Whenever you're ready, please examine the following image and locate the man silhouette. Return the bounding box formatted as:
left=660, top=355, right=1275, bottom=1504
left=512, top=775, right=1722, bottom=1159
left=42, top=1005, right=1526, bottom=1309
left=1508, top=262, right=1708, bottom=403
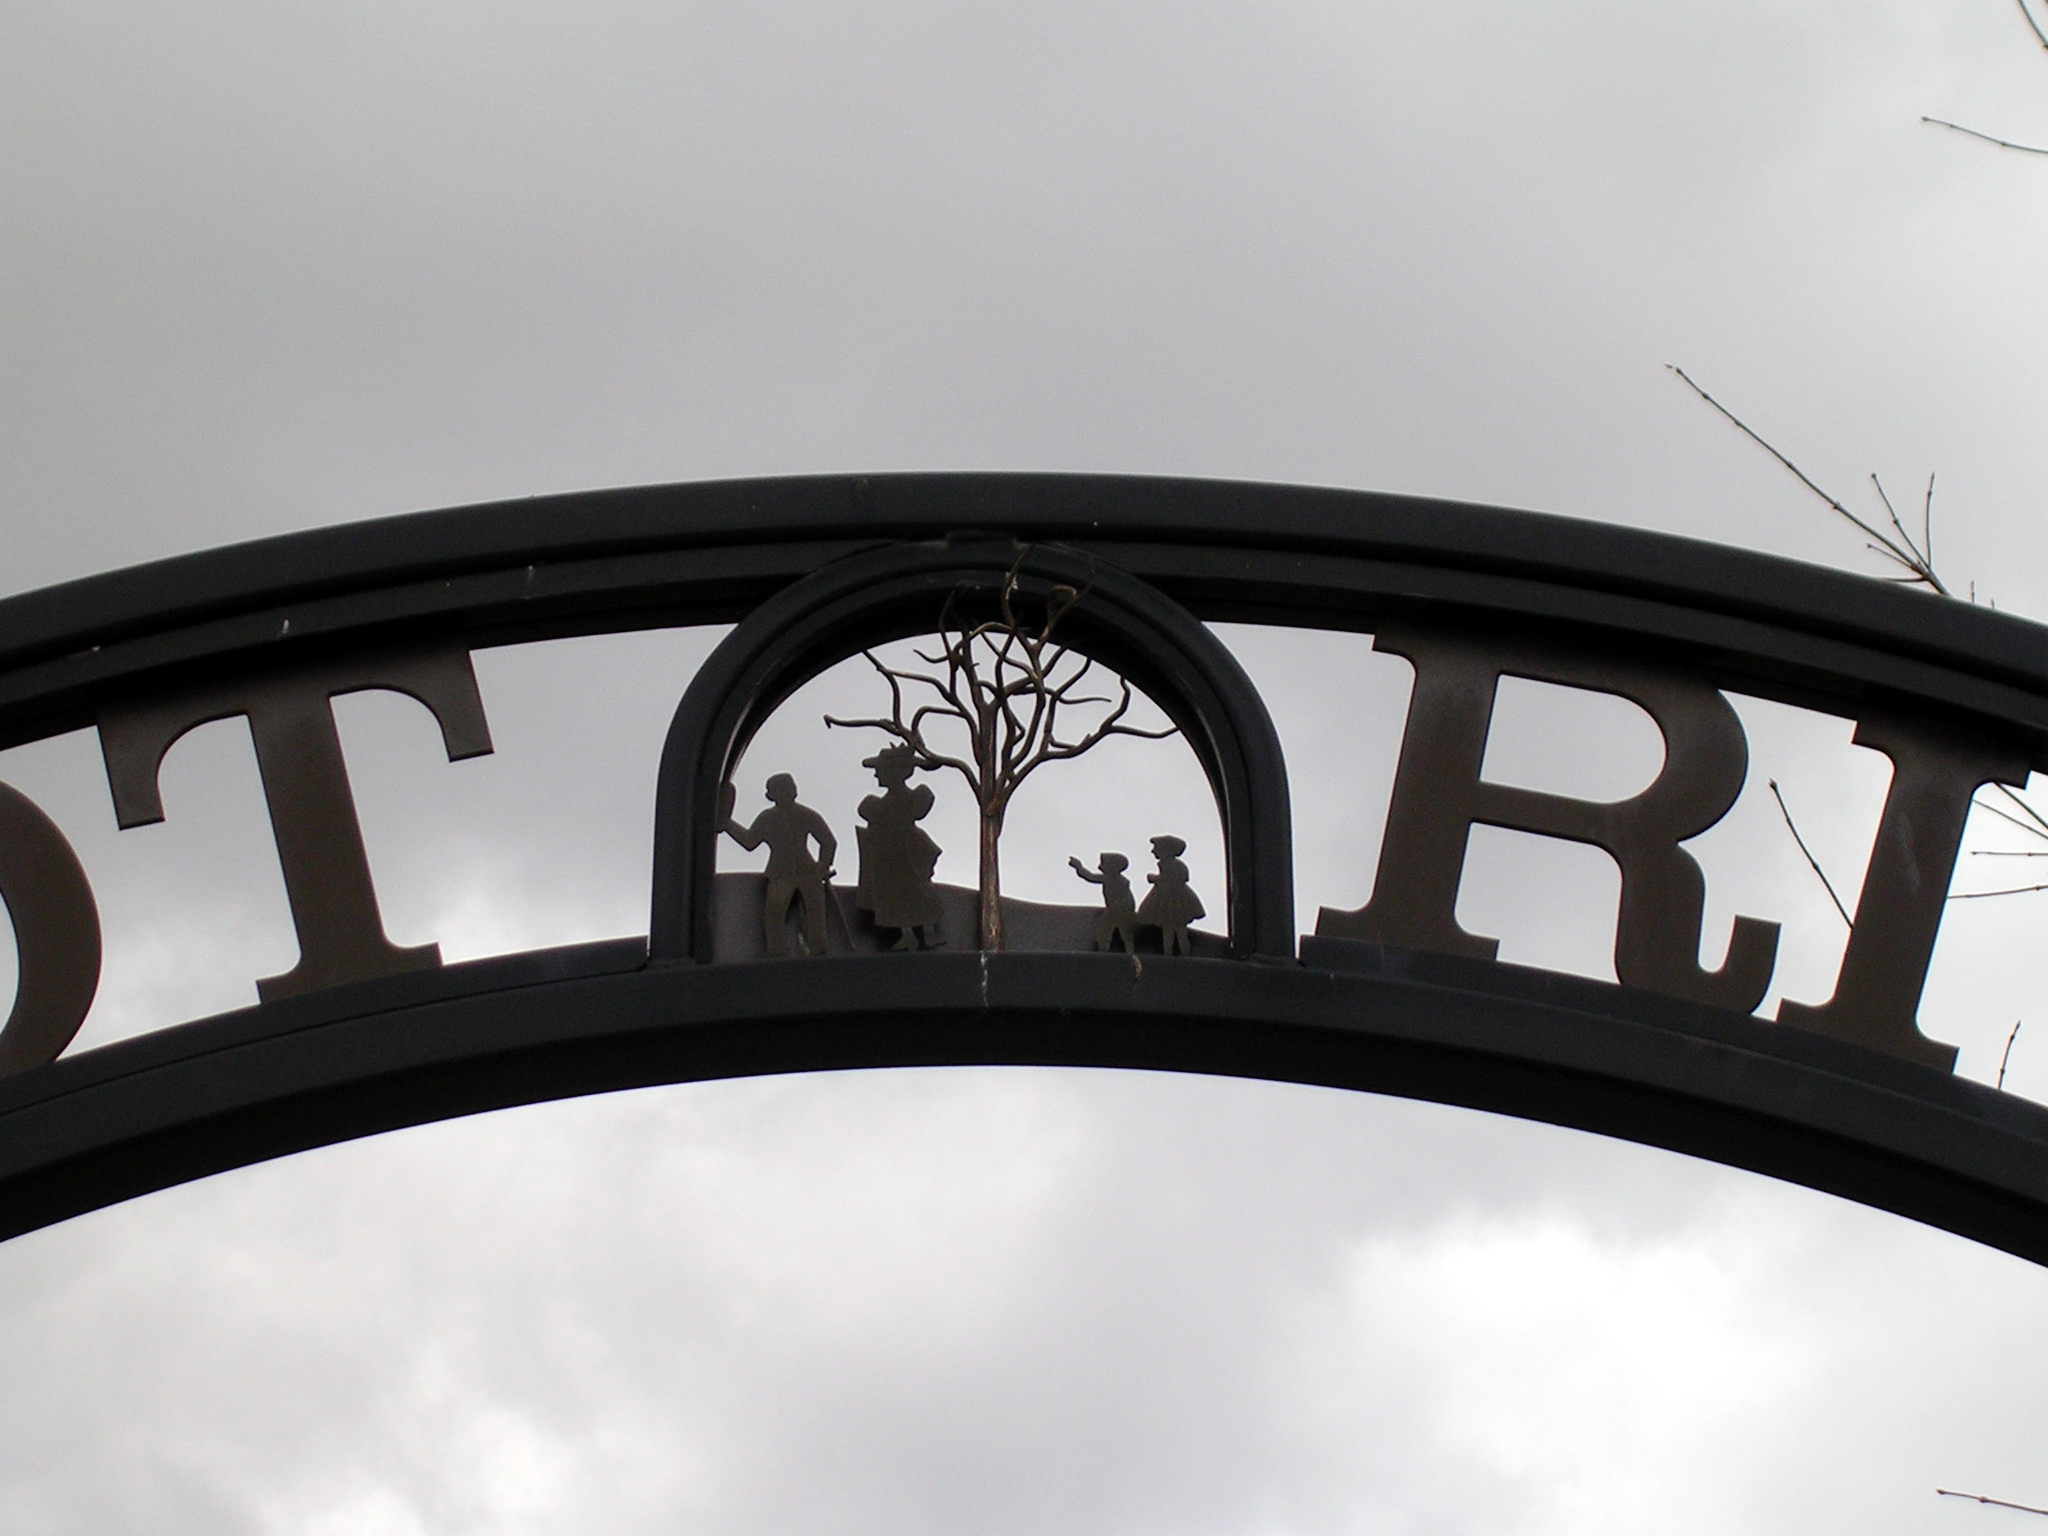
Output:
left=722, top=774, right=837, bottom=956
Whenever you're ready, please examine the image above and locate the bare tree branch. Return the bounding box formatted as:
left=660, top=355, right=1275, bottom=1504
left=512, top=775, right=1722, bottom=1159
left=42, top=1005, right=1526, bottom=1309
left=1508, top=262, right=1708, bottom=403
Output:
left=1666, top=366, right=1951, bottom=594
left=1938, top=1488, right=2048, bottom=1518
left=1917, top=3, right=2048, bottom=155
left=1975, top=801, right=2048, bottom=841
left=1768, top=780, right=1854, bottom=927
left=1923, top=471, right=1936, bottom=573
left=1922, top=115, right=2048, bottom=153
left=1869, top=473, right=1923, bottom=563
left=1949, top=787, right=2048, bottom=899
left=1994, top=783, right=2048, bottom=836
left=1999, top=1020, right=2026, bottom=1091
left=2017, top=0, right=2048, bottom=53
left=823, top=698, right=981, bottom=786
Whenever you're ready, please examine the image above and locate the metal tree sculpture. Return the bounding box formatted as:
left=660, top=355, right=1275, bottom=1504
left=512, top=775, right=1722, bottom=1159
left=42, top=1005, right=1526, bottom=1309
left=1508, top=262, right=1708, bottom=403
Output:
left=825, top=562, right=1176, bottom=951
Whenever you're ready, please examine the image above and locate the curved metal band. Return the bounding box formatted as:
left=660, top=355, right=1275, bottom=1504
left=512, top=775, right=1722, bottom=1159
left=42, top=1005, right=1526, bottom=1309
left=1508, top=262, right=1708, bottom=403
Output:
left=2, top=474, right=2044, bottom=763
left=0, top=475, right=2040, bottom=1256
left=649, top=541, right=1295, bottom=961
left=0, top=948, right=2041, bottom=1262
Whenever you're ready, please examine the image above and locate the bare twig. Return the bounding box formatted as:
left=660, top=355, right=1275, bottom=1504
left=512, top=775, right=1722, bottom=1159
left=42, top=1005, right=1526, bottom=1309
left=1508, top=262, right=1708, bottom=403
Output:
left=1768, top=779, right=1853, bottom=927
left=1999, top=1020, right=2025, bottom=1090
left=1867, top=474, right=1942, bottom=587
left=1994, top=783, right=2048, bottom=836
left=2017, top=0, right=2048, bottom=53
left=1918, top=2, right=2048, bottom=155
left=1938, top=1488, right=2048, bottom=1518
left=1922, top=116, right=2048, bottom=154
left=1976, top=801, right=2048, bottom=841
left=1953, top=789, right=2048, bottom=898
left=1666, top=366, right=1951, bottom=594
left=1923, top=472, right=1936, bottom=573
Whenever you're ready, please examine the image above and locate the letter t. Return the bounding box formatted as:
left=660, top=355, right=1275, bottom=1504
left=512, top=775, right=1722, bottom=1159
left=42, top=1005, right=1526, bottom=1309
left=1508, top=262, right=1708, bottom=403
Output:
left=98, top=647, right=493, bottom=1002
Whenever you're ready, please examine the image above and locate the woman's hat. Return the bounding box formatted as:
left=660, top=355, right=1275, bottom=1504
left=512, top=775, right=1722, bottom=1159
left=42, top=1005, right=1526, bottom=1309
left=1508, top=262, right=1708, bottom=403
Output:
left=862, top=743, right=916, bottom=771
left=1150, top=834, right=1186, bottom=856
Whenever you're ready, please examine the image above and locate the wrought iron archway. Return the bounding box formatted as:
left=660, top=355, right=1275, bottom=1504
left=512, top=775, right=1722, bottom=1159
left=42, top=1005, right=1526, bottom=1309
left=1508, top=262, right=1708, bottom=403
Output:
left=0, top=473, right=2042, bottom=1263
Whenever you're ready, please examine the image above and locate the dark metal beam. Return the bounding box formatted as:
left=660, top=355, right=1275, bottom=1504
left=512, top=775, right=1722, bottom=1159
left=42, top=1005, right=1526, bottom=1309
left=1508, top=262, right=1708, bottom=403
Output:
left=3, top=474, right=2045, bottom=1260
left=2, top=474, right=2045, bottom=759
left=0, top=945, right=2041, bottom=1262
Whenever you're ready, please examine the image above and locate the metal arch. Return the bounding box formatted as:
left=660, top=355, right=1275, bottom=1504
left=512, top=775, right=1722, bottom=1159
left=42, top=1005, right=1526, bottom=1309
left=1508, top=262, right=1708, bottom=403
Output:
left=3, top=472, right=2047, bottom=758
left=648, top=540, right=1295, bottom=963
left=0, top=947, right=2043, bottom=1262
left=0, top=473, right=2040, bottom=1254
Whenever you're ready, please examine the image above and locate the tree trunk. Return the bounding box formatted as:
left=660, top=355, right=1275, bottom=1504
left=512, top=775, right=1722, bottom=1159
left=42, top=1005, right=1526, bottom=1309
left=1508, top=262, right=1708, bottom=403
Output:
left=978, top=805, right=1004, bottom=950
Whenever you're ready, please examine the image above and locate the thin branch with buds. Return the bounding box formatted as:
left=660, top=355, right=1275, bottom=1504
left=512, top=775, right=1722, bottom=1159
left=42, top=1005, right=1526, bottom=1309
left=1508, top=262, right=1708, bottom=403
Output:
left=1939, top=1488, right=2048, bottom=1518
left=1951, top=787, right=2048, bottom=899
left=1921, top=1, right=2048, bottom=154
left=1923, top=116, right=2048, bottom=154
left=1769, top=779, right=1853, bottom=927
left=1991, top=783, right=2048, bottom=836
left=1666, top=367, right=1951, bottom=595
left=2020, top=0, right=2048, bottom=50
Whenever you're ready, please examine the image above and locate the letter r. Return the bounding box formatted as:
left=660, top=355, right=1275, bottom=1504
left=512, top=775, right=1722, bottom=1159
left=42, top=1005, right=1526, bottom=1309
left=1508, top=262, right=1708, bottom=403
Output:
left=1317, top=624, right=1780, bottom=1014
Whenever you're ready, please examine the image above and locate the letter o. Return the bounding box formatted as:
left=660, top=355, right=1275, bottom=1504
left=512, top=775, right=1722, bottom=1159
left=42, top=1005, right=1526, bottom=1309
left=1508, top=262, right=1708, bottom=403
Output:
left=0, top=782, right=101, bottom=1076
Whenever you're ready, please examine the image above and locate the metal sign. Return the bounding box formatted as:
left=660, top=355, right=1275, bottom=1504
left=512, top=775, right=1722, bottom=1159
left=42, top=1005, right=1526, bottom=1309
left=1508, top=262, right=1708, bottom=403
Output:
left=0, top=473, right=2043, bottom=1263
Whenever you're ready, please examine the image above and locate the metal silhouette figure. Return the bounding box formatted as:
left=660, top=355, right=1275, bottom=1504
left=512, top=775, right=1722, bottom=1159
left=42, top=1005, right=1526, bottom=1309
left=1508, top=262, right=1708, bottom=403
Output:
left=1068, top=852, right=1139, bottom=953
left=721, top=775, right=837, bottom=956
left=1138, top=835, right=1205, bottom=956
left=854, top=745, right=945, bottom=950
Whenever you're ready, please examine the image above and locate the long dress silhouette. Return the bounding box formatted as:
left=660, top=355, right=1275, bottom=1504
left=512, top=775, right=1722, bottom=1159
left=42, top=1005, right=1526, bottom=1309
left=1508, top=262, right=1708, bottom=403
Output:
left=1137, top=834, right=1204, bottom=956
left=855, top=745, right=945, bottom=949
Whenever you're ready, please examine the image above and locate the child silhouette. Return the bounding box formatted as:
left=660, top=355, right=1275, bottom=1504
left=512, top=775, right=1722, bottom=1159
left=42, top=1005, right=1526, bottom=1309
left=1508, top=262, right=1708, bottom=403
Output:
left=1137, top=835, right=1204, bottom=957
left=1068, top=851, right=1138, bottom=953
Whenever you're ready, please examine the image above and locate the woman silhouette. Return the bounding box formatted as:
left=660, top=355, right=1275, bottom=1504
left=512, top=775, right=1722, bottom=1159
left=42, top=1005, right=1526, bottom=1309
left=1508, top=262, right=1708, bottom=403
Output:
left=854, top=744, right=945, bottom=950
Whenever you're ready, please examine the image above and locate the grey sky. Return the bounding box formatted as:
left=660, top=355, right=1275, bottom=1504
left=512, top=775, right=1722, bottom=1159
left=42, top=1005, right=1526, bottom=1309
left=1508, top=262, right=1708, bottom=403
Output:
left=3, top=2, right=2048, bottom=1532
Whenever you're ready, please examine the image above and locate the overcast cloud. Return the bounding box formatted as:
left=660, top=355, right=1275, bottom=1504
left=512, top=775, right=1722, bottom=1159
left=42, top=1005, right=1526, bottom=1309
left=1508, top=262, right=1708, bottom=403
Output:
left=4, top=2, right=2048, bottom=1532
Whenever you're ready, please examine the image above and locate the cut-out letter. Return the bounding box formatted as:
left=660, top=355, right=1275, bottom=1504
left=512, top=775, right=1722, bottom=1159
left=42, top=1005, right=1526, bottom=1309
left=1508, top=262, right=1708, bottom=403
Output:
left=99, top=647, right=492, bottom=1002
left=0, top=782, right=101, bottom=1075
left=1317, top=625, right=1779, bottom=1013
left=1776, top=714, right=2027, bottom=1072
